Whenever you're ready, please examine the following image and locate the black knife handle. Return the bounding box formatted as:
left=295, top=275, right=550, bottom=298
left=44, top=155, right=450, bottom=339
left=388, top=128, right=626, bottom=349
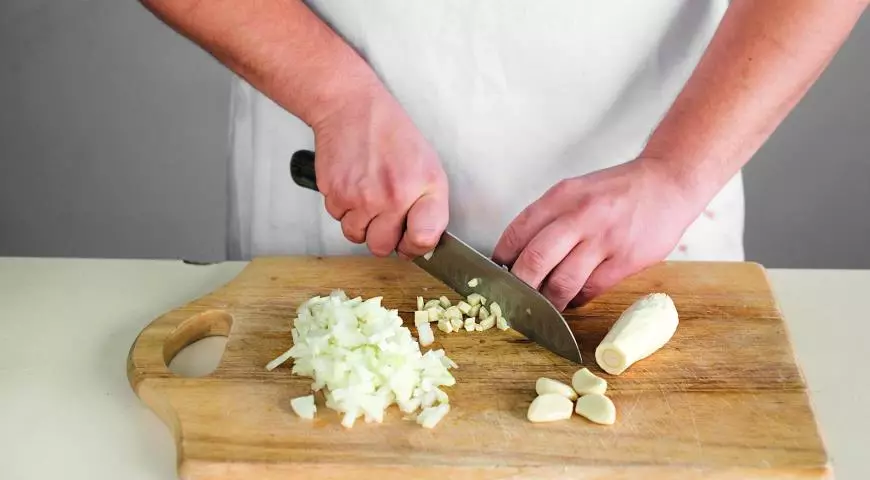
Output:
left=290, top=149, right=319, bottom=192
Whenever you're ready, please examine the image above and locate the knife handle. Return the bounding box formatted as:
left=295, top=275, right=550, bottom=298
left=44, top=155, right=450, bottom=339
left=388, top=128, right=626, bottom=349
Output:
left=290, top=149, right=319, bottom=192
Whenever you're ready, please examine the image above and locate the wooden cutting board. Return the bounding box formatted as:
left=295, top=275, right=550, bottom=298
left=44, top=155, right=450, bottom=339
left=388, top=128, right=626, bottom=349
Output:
left=127, top=257, right=830, bottom=479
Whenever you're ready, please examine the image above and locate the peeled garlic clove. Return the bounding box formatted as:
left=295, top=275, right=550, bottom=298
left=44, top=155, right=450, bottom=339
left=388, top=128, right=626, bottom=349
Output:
left=527, top=394, right=574, bottom=423
left=457, top=301, right=472, bottom=315
left=437, top=319, right=453, bottom=333
left=535, top=377, right=577, bottom=400
left=595, top=293, right=679, bottom=375
left=571, top=368, right=607, bottom=395
left=574, top=393, right=616, bottom=425
left=439, top=296, right=452, bottom=308
left=423, top=299, right=441, bottom=310
left=467, top=293, right=484, bottom=306
left=489, top=302, right=502, bottom=318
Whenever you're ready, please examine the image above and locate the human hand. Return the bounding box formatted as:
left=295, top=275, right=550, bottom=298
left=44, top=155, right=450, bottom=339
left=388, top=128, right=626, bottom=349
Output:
left=311, top=86, right=449, bottom=259
left=492, top=158, right=703, bottom=310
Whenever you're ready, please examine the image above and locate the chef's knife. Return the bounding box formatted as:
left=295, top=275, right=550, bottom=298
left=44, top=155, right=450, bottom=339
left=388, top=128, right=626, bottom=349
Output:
left=289, top=149, right=582, bottom=364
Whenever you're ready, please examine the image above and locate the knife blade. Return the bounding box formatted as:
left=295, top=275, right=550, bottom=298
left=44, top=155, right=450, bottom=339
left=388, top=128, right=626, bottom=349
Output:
left=288, top=149, right=582, bottom=364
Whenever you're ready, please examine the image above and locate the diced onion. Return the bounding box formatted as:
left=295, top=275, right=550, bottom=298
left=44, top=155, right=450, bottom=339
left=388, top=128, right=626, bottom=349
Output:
left=267, top=290, right=457, bottom=428
left=290, top=394, right=316, bottom=419
left=418, top=321, right=435, bottom=347
left=417, top=403, right=450, bottom=428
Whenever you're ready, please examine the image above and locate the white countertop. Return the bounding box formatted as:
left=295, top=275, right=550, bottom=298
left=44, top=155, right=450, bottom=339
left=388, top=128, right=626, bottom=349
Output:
left=0, top=257, right=867, bottom=479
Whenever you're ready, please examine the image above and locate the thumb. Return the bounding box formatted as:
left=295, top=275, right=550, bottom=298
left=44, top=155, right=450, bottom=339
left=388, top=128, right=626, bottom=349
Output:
left=397, top=192, right=448, bottom=259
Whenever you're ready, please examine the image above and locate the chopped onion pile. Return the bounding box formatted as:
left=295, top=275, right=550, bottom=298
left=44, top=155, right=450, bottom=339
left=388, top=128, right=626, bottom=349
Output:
left=267, top=290, right=458, bottom=429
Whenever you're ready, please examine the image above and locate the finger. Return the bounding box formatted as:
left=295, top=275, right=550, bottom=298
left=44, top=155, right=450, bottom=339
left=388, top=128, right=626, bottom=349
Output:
left=568, top=257, right=632, bottom=308
left=492, top=194, right=564, bottom=267
left=324, top=194, right=349, bottom=221
left=365, top=212, right=404, bottom=257
left=340, top=209, right=373, bottom=244
left=510, top=216, right=583, bottom=290
left=397, top=192, right=448, bottom=258
left=540, top=241, right=606, bottom=311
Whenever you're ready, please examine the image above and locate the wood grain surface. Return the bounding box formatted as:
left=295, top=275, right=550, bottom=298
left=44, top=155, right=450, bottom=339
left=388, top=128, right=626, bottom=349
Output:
left=127, top=257, right=830, bottom=479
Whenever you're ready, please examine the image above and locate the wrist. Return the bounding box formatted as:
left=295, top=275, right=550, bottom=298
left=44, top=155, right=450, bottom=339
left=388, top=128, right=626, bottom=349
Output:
left=298, top=58, right=387, bottom=129
left=633, top=153, right=724, bottom=219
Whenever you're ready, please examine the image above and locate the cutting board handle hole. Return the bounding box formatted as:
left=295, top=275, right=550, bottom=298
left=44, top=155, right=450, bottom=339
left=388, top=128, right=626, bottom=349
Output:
left=164, top=310, right=232, bottom=378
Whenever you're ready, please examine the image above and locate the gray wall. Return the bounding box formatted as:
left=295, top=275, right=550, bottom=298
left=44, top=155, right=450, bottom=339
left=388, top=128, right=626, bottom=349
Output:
left=743, top=12, right=870, bottom=269
left=0, top=0, right=230, bottom=262
left=1, top=1, right=868, bottom=268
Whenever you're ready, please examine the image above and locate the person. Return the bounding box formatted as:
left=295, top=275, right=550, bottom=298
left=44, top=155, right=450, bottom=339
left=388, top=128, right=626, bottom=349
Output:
left=140, top=0, right=867, bottom=310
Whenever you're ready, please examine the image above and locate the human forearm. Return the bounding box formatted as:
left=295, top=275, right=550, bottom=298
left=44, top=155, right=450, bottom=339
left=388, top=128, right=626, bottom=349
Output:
left=642, top=0, right=868, bottom=206
left=139, top=0, right=382, bottom=126
left=141, top=0, right=450, bottom=258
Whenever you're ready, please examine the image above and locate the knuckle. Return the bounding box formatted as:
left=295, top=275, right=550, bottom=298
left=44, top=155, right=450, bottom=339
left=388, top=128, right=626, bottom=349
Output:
left=501, top=224, right=526, bottom=253
left=341, top=223, right=364, bottom=244
left=396, top=240, right=422, bottom=259
left=325, top=206, right=343, bottom=221
left=368, top=242, right=394, bottom=257
left=384, top=183, right=407, bottom=207
left=408, top=226, right=439, bottom=249
left=601, top=227, right=623, bottom=250
left=345, top=233, right=365, bottom=244
left=581, top=271, right=620, bottom=301
left=578, top=283, right=603, bottom=300
left=576, top=195, right=594, bottom=214
left=358, top=188, right=379, bottom=210
left=547, top=272, right=582, bottom=300
left=548, top=178, right=573, bottom=198
left=520, top=246, right=548, bottom=273
left=325, top=196, right=346, bottom=219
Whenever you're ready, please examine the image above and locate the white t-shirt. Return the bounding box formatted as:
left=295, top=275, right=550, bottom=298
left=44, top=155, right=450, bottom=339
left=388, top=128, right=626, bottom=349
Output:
left=226, top=0, right=744, bottom=262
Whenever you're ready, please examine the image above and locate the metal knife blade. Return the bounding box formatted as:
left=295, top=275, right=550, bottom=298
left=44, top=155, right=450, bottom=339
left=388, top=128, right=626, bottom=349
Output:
left=289, top=149, right=582, bottom=364
left=412, top=231, right=582, bottom=363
